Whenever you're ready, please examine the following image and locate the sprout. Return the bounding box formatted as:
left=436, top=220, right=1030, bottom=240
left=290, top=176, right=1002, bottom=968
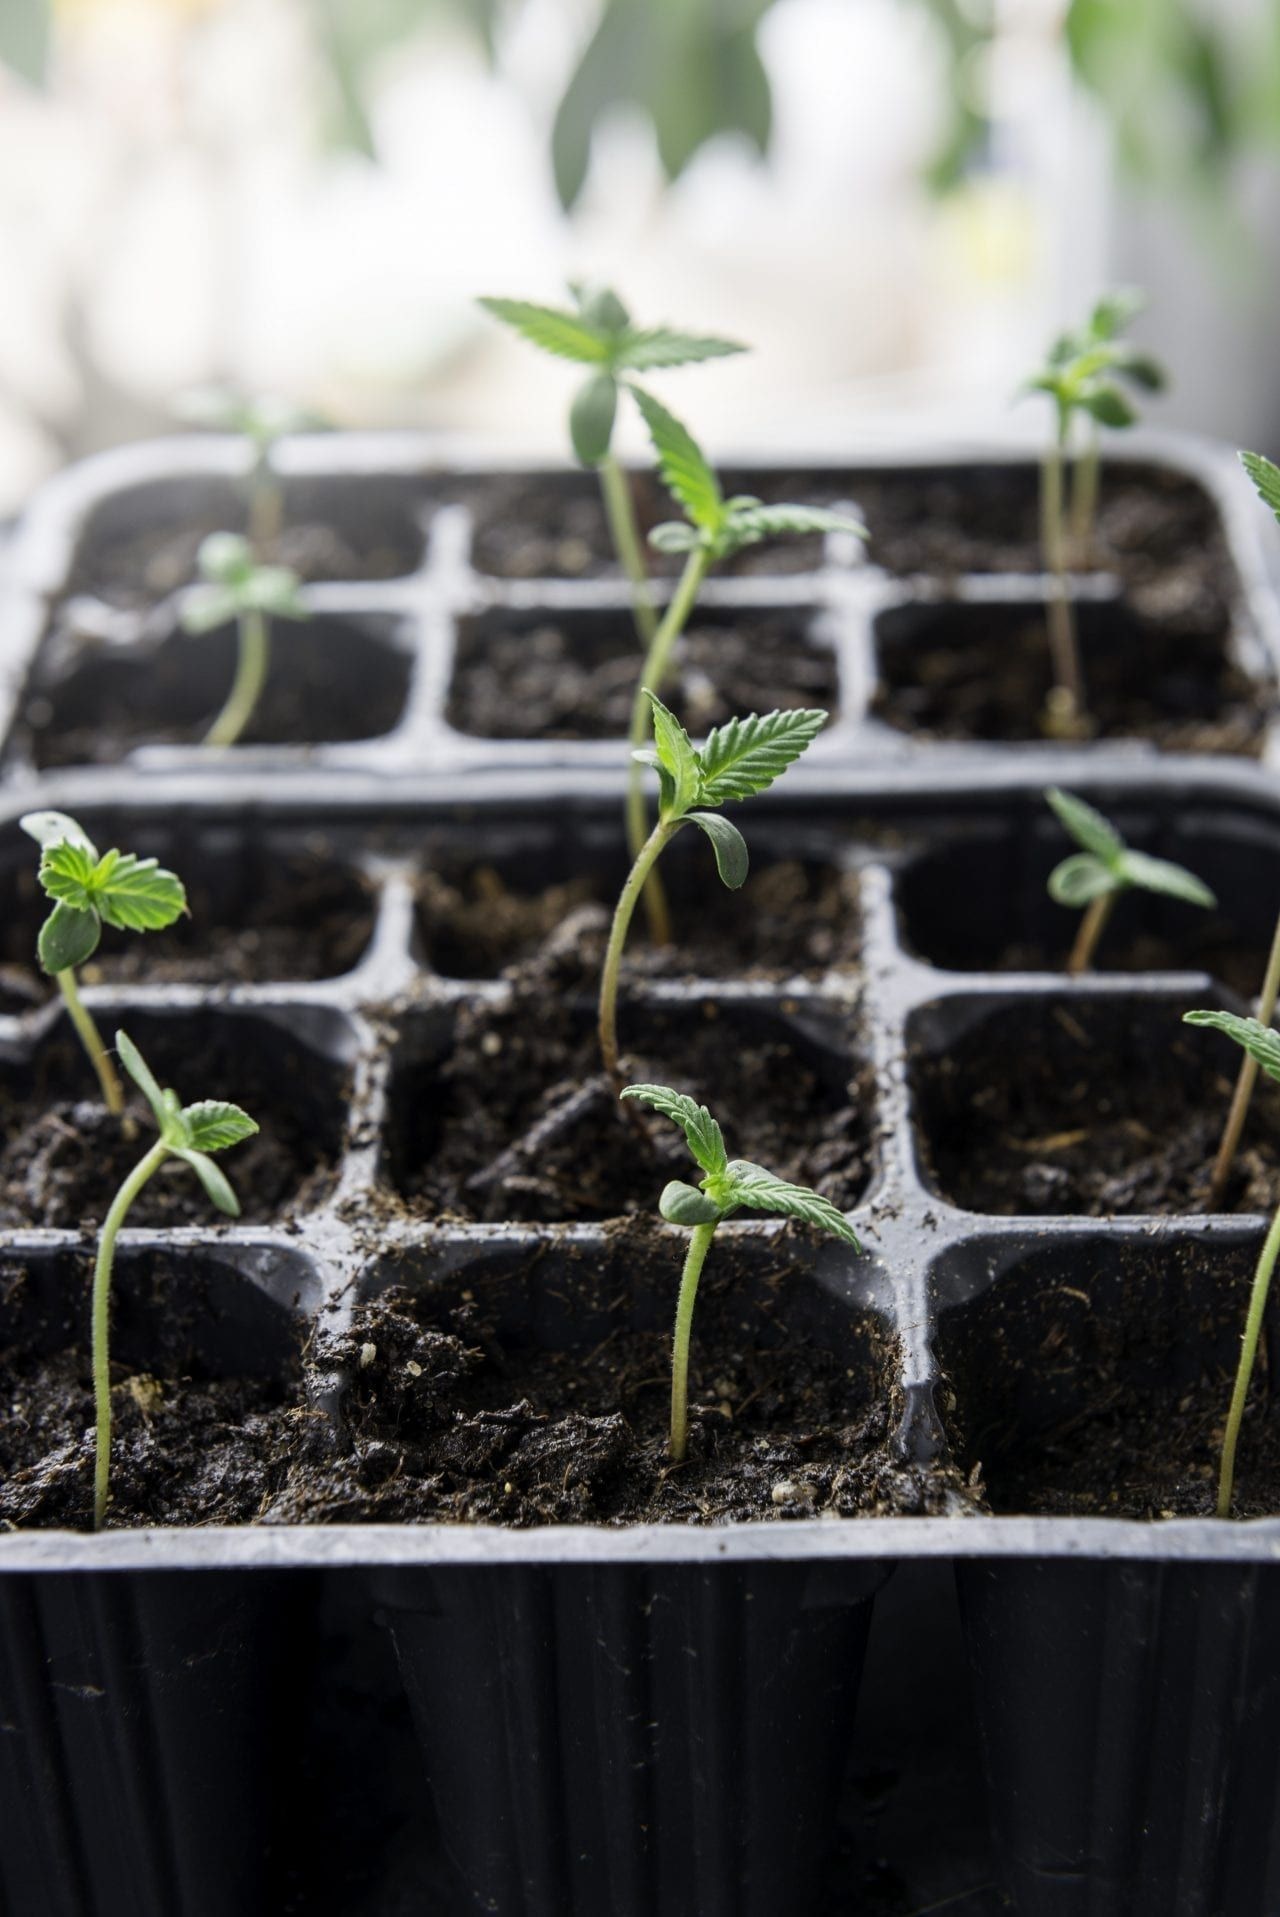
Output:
left=600, top=691, right=827, bottom=1085
left=19, top=811, right=187, bottom=1127
left=620, top=1084, right=860, bottom=1461
left=181, top=531, right=308, bottom=749
left=1044, top=788, right=1214, bottom=974
left=1182, top=1010, right=1280, bottom=1517
left=90, top=1031, right=258, bottom=1529
left=175, top=387, right=328, bottom=552
left=1022, top=289, right=1167, bottom=735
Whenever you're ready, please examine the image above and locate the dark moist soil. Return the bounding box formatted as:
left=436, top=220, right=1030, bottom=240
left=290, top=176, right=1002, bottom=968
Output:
left=415, top=858, right=861, bottom=982
left=290, top=1248, right=961, bottom=1524
left=914, top=1001, right=1280, bottom=1216
left=446, top=609, right=838, bottom=741
left=382, top=942, right=870, bottom=1225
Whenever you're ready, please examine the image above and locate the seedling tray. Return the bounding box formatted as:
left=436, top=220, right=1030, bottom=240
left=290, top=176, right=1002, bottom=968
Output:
left=3, top=434, right=1280, bottom=1917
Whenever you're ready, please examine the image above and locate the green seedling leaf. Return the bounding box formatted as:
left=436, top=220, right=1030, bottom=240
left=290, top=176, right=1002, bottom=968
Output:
left=1115, top=850, right=1216, bottom=908
left=629, top=384, right=723, bottom=532
left=39, top=902, right=101, bottom=973
left=115, top=1030, right=170, bottom=1130
left=721, top=1160, right=860, bottom=1244
left=20, top=810, right=97, bottom=857
left=645, top=689, right=701, bottom=817
left=570, top=372, right=618, bottom=466
left=1184, top=1011, right=1280, bottom=1086
left=698, top=707, right=827, bottom=804
left=648, top=521, right=702, bottom=553
left=615, top=328, right=745, bottom=370
left=1241, top=450, right=1280, bottom=523
left=1045, top=787, right=1125, bottom=864
left=1021, top=286, right=1166, bottom=438
left=1047, top=853, right=1119, bottom=908
left=621, top=1083, right=727, bottom=1176
left=1046, top=788, right=1214, bottom=916
left=1090, top=286, right=1145, bottom=338
left=717, top=501, right=867, bottom=555
left=1081, top=383, right=1136, bottom=428
left=477, top=296, right=611, bottom=364
left=659, top=1180, right=723, bottom=1225
left=686, top=812, right=748, bottom=889
left=573, top=284, right=631, bottom=333
left=170, top=1148, right=242, bottom=1216
left=182, top=1100, right=261, bottom=1152
left=176, top=387, right=327, bottom=446
left=28, top=817, right=186, bottom=986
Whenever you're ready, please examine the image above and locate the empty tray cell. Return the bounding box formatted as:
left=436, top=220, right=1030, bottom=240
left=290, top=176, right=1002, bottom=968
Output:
left=894, top=803, right=1277, bottom=992
left=0, top=1242, right=313, bottom=1527
left=464, top=467, right=846, bottom=581
left=446, top=603, right=839, bottom=741
left=0, top=1003, right=353, bottom=1227
left=858, top=458, right=1227, bottom=588
left=314, top=1236, right=899, bottom=1522
left=381, top=995, right=872, bottom=1223
left=871, top=596, right=1262, bottom=752
left=908, top=991, right=1280, bottom=1216
left=935, top=1228, right=1277, bottom=1517
left=65, top=471, right=434, bottom=607
left=415, top=819, right=860, bottom=982
left=0, top=813, right=377, bottom=1009
left=14, top=613, right=413, bottom=767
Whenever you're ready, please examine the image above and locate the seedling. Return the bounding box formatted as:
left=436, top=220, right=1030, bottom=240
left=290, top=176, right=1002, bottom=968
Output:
left=90, top=1031, right=257, bottom=1528
left=181, top=531, right=308, bottom=748
left=176, top=387, right=327, bottom=551
left=19, top=811, right=187, bottom=1126
left=477, top=286, right=745, bottom=649
left=599, top=691, right=827, bottom=1086
left=1045, top=787, right=1214, bottom=974
left=620, top=1084, right=858, bottom=1460
left=1182, top=1010, right=1280, bottom=1516
left=1022, top=289, right=1166, bottom=733
left=1203, top=452, right=1280, bottom=1208
left=625, top=385, right=863, bottom=937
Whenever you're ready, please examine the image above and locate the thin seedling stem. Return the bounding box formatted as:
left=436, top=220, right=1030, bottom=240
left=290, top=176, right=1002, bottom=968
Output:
left=626, top=549, right=709, bottom=945
left=599, top=452, right=657, bottom=646
left=1209, top=909, right=1280, bottom=1208
left=1040, top=428, right=1087, bottom=732
left=1217, top=1199, right=1280, bottom=1518
left=599, top=817, right=679, bottom=1086
left=205, top=606, right=268, bottom=749
left=670, top=1219, right=716, bottom=1461
left=93, top=1138, right=169, bottom=1527
left=57, top=969, right=130, bottom=1129
left=1068, top=894, right=1115, bottom=975
left=1069, top=428, right=1100, bottom=567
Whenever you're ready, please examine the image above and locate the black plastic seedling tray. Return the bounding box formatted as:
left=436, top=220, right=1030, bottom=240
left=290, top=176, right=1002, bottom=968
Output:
left=2, top=433, right=1280, bottom=1917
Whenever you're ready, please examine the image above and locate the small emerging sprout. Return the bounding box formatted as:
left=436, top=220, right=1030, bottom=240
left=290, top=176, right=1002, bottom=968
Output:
left=620, top=1084, right=860, bottom=1461
left=90, top=1031, right=257, bottom=1529
left=182, top=531, right=308, bottom=749
left=19, top=811, right=187, bottom=1127
left=1045, top=787, right=1214, bottom=975
left=1182, top=1011, right=1280, bottom=1516
left=600, top=692, right=827, bottom=1086
left=477, top=286, right=744, bottom=650
left=1203, top=452, right=1280, bottom=1208
left=175, top=387, right=328, bottom=552
left=1022, top=289, right=1167, bottom=735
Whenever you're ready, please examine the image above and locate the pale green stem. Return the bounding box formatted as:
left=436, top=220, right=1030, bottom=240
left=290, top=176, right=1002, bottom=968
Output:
left=1209, top=908, right=1280, bottom=1210
left=1040, top=426, right=1086, bottom=732
left=248, top=456, right=282, bottom=555
left=626, top=549, right=711, bottom=946
left=57, top=968, right=129, bottom=1128
left=1217, top=1199, right=1280, bottom=1519
left=598, top=453, right=657, bottom=646
left=1069, top=429, right=1100, bottom=568
left=599, top=817, right=680, bottom=1087
left=671, top=1219, right=717, bottom=1462
left=93, top=1139, right=170, bottom=1529
left=1068, top=893, right=1115, bottom=976
left=204, top=606, right=268, bottom=749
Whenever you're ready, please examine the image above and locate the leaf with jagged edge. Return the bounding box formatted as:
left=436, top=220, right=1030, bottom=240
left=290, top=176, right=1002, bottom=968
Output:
left=697, top=707, right=827, bottom=805
left=615, top=328, right=745, bottom=371
left=182, top=1101, right=260, bottom=1152
left=1045, top=788, right=1125, bottom=866
left=644, top=689, right=700, bottom=817
left=721, top=1161, right=860, bottom=1246
left=719, top=501, right=867, bottom=556
left=620, top=1083, right=728, bottom=1178
left=1184, top=1011, right=1280, bottom=1086
left=1116, top=850, right=1215, bottom=909
left=1242, top=451, right=1280, bottom=525
left=477, top=297, right=610, bottom=365
left=38, top=842, right=187, bottom=933
left=629, top=385, right=722, bottom=532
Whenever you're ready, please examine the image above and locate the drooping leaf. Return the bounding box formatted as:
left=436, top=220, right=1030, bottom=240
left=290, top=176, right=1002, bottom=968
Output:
left=1116, top=850, right=1215, bottom=909
left=94, top=856, right=188, bottom=933
left=1045, top=788, right=1125, bottom=865
left=619, top=1084, right=727, bottom=1178
left=1184, top=1011, right=1280, bottom=1086
left=171, top=1147, right=241, bottom=1217
left=687, top=812, right=749, bottom=890
left=1241, top=451, right=1280, bottom=525
left=1047, top=853, right=1120, bottom=909
left=659, top=1180, right=723, bottom=1226
left=115, top=1031, right=169, bottom=1130
left=477, top=296, right=609, bottom=365
left=615, top=328, right=746, bottom=371
left=182, top=1100, right=260, bottom=1153
left=570, top=371, right=618, bottom=466
left=697, top=707, right=827, bottom=805
left=644, top=689, right=701, bottom=817
left=38, top=902, right=101, bottom=974
left=722, top=1161, right=860, bottom=1246
left=629, top=385, right=722, bottom=532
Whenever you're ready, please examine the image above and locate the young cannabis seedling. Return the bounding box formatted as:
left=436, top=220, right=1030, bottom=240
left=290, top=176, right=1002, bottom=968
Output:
left=90, top=1031, right=257, bottom=1529
left=478, top=286, right=744, bottom=649
left=620, top=1084, right=859, bottom=1461
left=599, top=691, right=827, bottom=1086
left=1022, top=289, right=1167, bottom=734
left=19, top=811, right=187, bottom=1126
left=1182, top=1010, right=1280, bottom=1516
left=181, top=531, right=308, bottom=749
left=176, top=387, right=327, bottom=552
left=1202, top=451, right=1280, bottom=1209
left=1045, top=787, right=1214, bottom=975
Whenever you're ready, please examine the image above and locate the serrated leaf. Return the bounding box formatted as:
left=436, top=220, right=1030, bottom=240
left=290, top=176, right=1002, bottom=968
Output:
left=20, top=810, right=97, bottom=858
left=38, top=841, right=100, bottom=909
left=615, top=328, right=746, bottom=371
left=644, top=689, right=700, bottom=817
left=95, top=856, right=188, bottom=933
left=39, top=903, right=101, bottom=974
left=648, top=522, right=701, bottom=553
left=171, top=1147, right=241, bottom=1217
left=720, top=502, right=867, bottom=554
left=697, top=707, right=827, bottom=805
left=1047, top=853, right=1120, bottom=909
left=1045, top=788, right=1125, bottom=865
left=687, top=812, right=748, bottom=889
left=182, top=1100, right=259, bottom=1152
left=629, top=385, right=722, bottom=532
left=619, top=1083, right=727, bottom=1178
left=1116, top=850, right=1215, bottom=910
left=721, top=1161, right=860, bottom=1246
left=478, top=296, right=610, bottom=365
left=659, top=1180, right=723, bottom=1226
left=1241, top=451, right=1280, bottom=525
left=570, top=371, right=617, bottom=466
left=1184, top=1011, right=1280, bottom=1086
left=115, top=1031, right=169, bottom=1130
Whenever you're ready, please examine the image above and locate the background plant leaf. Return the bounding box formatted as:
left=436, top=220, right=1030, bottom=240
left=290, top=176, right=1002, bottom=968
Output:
left=1241, top=451, right=1280, bottom=524
left=478, top=296, right=610, bottom=364
left=1047, top=853, right=1120, bottom=909
left=1116, top=850, right=1215, bottom=909
left=1045, top=788, right=1125, bottom=865
left=1184, top=1010, right=1280, bottom=1085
